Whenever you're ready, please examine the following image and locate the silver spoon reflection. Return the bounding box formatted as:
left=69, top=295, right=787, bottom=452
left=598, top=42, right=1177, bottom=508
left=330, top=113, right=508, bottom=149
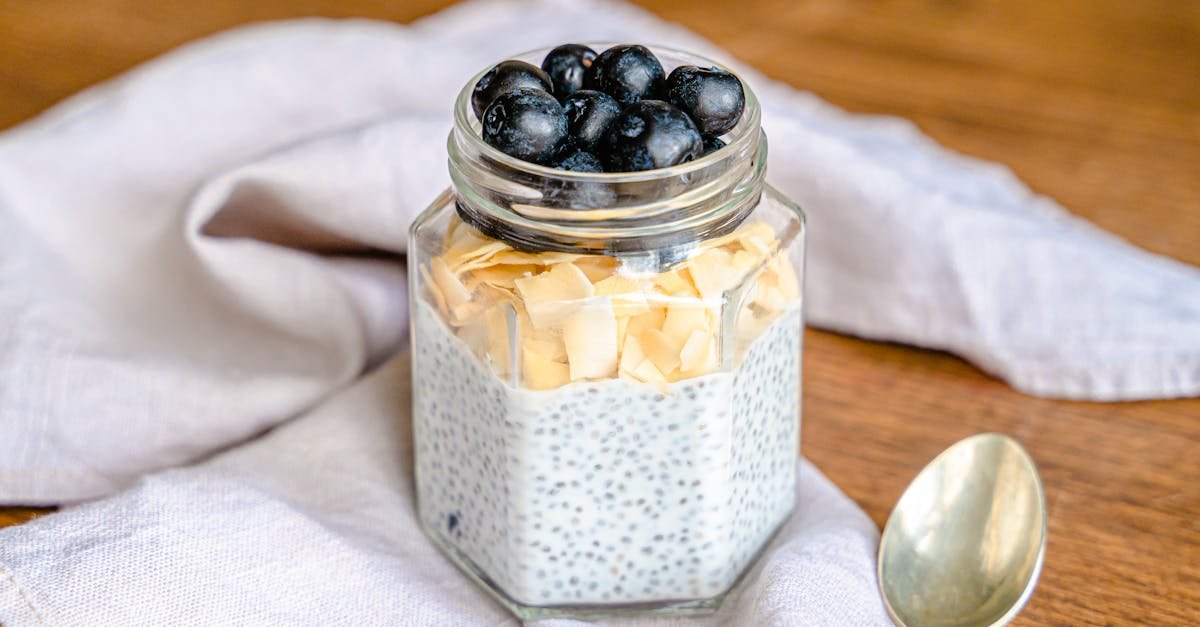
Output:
left=878, top=433, right=1047, bottom=626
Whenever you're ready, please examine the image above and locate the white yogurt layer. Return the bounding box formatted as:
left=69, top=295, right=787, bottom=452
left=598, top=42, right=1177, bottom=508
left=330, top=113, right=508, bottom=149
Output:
left=414, top=298, right=801, bottom=606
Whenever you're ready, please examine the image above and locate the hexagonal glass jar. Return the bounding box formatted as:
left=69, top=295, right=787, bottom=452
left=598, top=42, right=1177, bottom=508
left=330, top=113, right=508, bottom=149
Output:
left=409, top=45, right=805, bottom=620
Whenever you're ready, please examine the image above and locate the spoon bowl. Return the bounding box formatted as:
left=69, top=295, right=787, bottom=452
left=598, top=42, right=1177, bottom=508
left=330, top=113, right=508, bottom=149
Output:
left=878, top=433, right=1046, bottom=626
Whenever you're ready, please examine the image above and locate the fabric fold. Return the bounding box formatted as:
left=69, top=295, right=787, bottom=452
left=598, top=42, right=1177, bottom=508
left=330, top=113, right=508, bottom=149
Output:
left=0, top=356, right=889, bottom=626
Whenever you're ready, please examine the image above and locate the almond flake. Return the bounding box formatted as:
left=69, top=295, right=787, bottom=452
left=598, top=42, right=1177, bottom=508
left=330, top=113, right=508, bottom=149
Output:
left=563, top=298, right=618, bottom=380
left=514, top=262, right=595, bottom=329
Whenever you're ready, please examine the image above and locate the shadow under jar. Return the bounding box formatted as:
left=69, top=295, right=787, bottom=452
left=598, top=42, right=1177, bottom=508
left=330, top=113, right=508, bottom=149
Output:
left=409, top=45, right=806, bottom=620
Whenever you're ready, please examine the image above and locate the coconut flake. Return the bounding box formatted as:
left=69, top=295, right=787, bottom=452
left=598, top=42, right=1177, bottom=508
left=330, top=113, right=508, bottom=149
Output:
left=517, top=307, right=566, bottom=362
left=466, top=264, right=537, bottom=290
left=731, top=250, right=760, bottom=272
left=619, top=332, right=646, bottom=376
left=483, top=303, right=512, bottom=377
left=573, top=256, right=620, bottom=283
left=431, top=257, right=475, bottom=323
left=699, top=220, right=776, bottom=252
left=653, top=269, right=695, bottom=296
left=774, top=252, right=801, bottom=300
left=455, top=310, right=489, bottom=360
left=537, top=252, right=588, bottom=265
left=526, top=338, right=566, bottom=362
left=420, top=265, right=449, bottom=318
left=641, top=328, right=682, bottom=377
left=738, top=221, right=777, bottom=246
left=522, top=346, right=570, bottom=390
left=625, top=307, right=666, bottom=340
left=443, top=215, right=462, bottom=247
left=514, top=262, right=595, bottom=329
left=679, top=329, right=716, bottom=374
left=615, top=314, right=630, bottom=351
left=488, top=250, right=546, bottom=266
left=740, top=234, right=771, bottom=256
left=688, top=247, right=744, bottom=300
left=563, top=298, right=618, bottom=380
left=755, top=284, right=787, bottom=313
left=631, top=359, right=667, bottom=383
left=594, top=275, right=650, bottom=317
left=662, top=299, right=711, bottom=346
left=446, top=231, right=509, bottom=270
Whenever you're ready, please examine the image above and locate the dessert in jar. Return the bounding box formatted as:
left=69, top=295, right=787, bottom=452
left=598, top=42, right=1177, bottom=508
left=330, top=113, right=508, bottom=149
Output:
left=409, top=43, right=806, bottom=619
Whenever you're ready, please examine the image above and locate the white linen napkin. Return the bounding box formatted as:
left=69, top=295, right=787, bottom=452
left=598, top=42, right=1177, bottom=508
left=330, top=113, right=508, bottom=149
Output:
left=0, top=0, right=1197, bottom=622
left=0, top=356, right=888, bottom=626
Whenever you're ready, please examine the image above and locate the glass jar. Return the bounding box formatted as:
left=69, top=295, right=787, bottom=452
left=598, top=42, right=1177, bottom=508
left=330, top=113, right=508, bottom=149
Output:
left=409, top=45, right=805, bottom=620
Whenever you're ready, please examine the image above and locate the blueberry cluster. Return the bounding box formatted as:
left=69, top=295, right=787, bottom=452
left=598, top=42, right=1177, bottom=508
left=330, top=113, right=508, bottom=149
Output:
left=472, top=44, right=746, bottom=173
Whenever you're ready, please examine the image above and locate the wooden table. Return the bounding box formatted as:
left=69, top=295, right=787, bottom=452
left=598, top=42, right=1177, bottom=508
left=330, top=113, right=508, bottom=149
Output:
left=1, top=1, right=1197, bottom=624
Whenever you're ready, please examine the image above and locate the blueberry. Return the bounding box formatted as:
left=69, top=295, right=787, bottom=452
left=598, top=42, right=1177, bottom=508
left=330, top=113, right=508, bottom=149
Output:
left=585, top=45, right=665, bottom=106
left=702, top=134, right=727, bottom=156
left=664, top=65, right=745, bottom=135
left=601, top=100, right=702, bottom=172
left=471, top=60, right=553, bottom=119
left=561, top=90, right=622, bottom=152
left=541, top=44, right=597, bottom=98
left=553, top=150, right=604, bottom=172
left=482, top=88, right=568, bottom=165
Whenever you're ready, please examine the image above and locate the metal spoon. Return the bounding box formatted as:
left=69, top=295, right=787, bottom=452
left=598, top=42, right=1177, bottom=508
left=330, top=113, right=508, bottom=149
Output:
left=878, top=433, right=1047, bottom=626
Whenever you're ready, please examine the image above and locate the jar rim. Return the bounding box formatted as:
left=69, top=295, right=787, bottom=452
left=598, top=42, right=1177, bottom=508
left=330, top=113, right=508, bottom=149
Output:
left=452, top=43, right=762, bottom=183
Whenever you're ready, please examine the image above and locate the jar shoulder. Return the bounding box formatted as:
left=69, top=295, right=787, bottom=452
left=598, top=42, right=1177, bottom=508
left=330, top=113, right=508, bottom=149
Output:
left=751, top=184, right=806, bottom=253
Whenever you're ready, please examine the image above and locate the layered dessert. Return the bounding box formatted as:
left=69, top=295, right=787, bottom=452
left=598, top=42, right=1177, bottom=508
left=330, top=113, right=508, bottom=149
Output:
left=411, top=42, right=805, bottom=613
left=414, top=216, right=801, bottom=605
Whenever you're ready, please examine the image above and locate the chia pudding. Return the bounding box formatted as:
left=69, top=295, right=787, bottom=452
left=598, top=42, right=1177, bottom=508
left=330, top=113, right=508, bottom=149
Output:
left=414, top=298, right=801, bottom=606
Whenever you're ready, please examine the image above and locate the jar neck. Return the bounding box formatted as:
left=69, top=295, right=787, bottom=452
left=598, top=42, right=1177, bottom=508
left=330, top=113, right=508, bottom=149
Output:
left=447, top=44, right=765, bottom=260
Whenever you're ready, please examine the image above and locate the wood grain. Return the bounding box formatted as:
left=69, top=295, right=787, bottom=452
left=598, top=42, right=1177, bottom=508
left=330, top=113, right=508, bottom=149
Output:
left=0, top=0, right=1197, bottom=624
left=0, top=508, right=51, bottom=527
